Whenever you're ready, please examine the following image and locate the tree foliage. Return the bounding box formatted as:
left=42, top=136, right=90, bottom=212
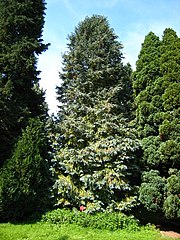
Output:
left=0, top=118, right=53, bottom=221
left=133, top=28, right=180, bottom=220
left=0, top=1, right=179, bottom=224
left=0, top=0, right=49, bottom=166
left=54, top=15, right=140, bottom=213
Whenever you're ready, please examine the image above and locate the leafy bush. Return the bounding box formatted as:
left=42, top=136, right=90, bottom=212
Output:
left=163, top=169, right=180, bottom=219
left=139, top=169, right=180, bottom=220
left=41, top=208, right=140, bottom=231
left=139, top=170, right=166, bottom=212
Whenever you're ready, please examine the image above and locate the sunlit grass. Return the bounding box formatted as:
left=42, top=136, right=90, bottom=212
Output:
left=0, top=222, right=178, bottom=240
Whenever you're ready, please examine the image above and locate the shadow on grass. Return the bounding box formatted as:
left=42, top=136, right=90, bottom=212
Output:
left=132, top=206, right=180, bottom=234
left=0, top=210, right=47, bottom=225
left=59, top=236, right=69, bottom=240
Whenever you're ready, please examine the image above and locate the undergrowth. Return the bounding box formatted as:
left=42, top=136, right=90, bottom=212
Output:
left=41, top=208, right=142, bottom=231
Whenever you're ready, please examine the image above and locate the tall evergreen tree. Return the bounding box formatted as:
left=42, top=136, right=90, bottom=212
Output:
left=133, top=29, right=180, bottom=220
left=0, top=0, right=49, bottom=166
left=0, top=118, right=53, bottom=221
left=132, top=31, right=161, bottom=139
left=55, top=15, right=140, bottom=213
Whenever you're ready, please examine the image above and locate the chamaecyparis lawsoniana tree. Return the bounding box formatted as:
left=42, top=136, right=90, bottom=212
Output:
left=55, top=15, right=140, bottom=213
left=0, top=118, right=53, bottom=221
left=0, top=0, right=49, bottom=167
left=133, top=29, right=180, bottom=220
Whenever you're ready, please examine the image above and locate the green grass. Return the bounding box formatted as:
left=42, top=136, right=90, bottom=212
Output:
left=0, top=222, right=178, bottom=240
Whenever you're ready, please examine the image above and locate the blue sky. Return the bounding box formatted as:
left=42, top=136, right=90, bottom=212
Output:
left=38, top=0, right=180, bottom=114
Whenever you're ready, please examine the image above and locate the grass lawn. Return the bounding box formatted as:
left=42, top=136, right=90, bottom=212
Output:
left=0, top=222, right=178, bottom=240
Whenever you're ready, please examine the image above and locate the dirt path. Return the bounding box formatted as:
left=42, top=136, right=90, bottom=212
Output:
left=160, top=231, right=180, bottom=239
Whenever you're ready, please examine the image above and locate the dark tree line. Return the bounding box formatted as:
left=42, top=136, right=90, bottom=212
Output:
left=0, top=0, right=49, bottom=167
left=0, top=0, right=53, bottom=221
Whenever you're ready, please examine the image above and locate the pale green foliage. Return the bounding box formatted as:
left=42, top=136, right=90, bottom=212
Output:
left=41, top=208, right=140, bottom=231
left=54, top=15, right=140, bottom=212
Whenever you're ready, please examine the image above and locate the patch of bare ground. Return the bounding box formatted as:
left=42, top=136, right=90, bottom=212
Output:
left=156, top=223, right=180, bottom=239
left=160, top=231, right=180, bottom=239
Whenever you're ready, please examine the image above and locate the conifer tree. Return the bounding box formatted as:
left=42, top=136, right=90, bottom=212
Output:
left=0, top=0, right=49, bottom=166
left=132, top=31, right=161, bottom=139
left=55, top=15, right=140, bottom=212
left=0, top=118, right=53, bottom=221
left=133, top=29, right=180, bottom=220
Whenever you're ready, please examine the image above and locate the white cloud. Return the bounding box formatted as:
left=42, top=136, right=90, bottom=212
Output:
left=38, top=37, right=66, bottom=115
left=38, top=52, right=61, bottom=115
left=122, top=25, right=147, bottom=69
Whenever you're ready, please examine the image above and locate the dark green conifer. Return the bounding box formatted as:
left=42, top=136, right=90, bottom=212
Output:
left=0, top=0, right=49, bottom=166
left=0, top=118, right=53, bottom=221
left=133, top=29, right=180, bottom=220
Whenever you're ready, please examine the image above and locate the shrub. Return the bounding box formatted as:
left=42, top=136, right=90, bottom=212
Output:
left=41, top=208, right=140, bottom=231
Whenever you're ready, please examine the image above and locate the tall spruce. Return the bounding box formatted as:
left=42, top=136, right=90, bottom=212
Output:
left=0, top=0, right=49, bottom=166
left=133, top=29, right=180, bottom=220
left=55, top=15, right=140, bottom=213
